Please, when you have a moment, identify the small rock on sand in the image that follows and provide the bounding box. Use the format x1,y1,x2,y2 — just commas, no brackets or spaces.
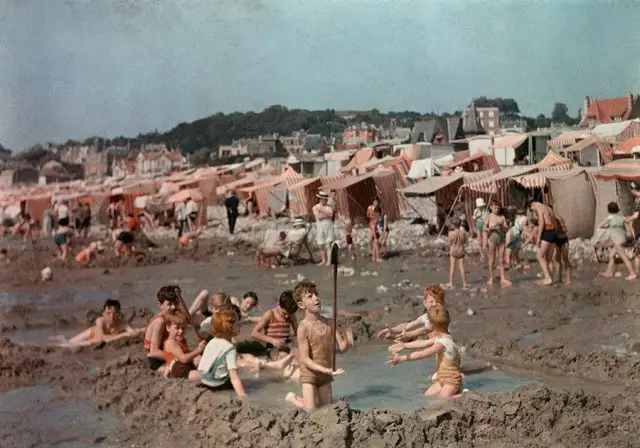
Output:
614,272,623,278
376,285,388,294
527,310,535,316
466,308,475,316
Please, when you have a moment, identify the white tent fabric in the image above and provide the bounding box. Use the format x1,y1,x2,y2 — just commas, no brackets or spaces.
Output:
433,154,454,167
407,158,437,179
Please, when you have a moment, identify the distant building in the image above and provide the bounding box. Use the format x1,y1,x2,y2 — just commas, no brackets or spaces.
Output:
475,107,501,135
462,102,485,137
343,125,378,147
580,92,638,128
136,148,185,177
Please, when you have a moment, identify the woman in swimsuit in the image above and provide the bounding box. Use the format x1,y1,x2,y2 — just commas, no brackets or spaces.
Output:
599,202,636,280
483,200,511,287
472,198,489,263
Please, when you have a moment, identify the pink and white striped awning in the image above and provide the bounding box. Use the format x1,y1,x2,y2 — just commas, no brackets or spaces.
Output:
547,131,591,149
464,165,538,193
513,167,586,189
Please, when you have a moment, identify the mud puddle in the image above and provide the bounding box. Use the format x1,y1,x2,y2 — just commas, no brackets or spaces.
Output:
0,385,125,448
248,344,536,412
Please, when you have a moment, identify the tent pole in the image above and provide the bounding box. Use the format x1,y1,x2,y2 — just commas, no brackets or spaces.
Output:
438,189,462,237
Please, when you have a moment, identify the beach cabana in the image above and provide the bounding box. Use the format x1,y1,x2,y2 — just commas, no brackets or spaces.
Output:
490,134,528,166
559,135,611,167
237,176,287,217
513,167,596,238
319,173,377,223
444,151,500,173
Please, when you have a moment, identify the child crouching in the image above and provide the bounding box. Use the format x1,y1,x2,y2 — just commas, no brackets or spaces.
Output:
285,280,353,411
194,309,247,398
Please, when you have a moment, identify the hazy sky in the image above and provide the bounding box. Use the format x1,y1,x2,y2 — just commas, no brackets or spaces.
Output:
1,0,639,150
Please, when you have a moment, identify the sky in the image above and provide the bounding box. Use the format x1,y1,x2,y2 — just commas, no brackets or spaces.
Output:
1,0,639,150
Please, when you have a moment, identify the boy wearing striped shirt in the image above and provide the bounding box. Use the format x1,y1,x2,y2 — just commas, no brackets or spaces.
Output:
250,290,299,360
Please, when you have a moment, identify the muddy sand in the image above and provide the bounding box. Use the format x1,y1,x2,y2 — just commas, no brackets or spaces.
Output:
2,240,640,447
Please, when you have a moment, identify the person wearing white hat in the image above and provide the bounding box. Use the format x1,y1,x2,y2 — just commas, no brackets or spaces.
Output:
313,191,335,266
472,198,489,263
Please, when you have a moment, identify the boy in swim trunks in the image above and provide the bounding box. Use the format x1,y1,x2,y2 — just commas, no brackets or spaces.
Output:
483,200,511,287
143,285,179,371
377,284,445,341
387,304,462,398
52,299,142,347
529,201,558,285
251,290,299,360
163,310,206,379
285,280,353,410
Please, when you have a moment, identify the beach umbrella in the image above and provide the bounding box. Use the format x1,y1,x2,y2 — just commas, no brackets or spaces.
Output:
167,188,203,204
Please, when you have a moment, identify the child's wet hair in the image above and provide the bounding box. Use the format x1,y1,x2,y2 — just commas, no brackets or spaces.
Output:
243,291,259,305
424,284,445,305
157,285,180,304
280,289,300,314
427,304,450,332
607,202,620,214
103,299,121,312
279,231,287,239
165,310,188,328
211,309,237,340
489,199,501,209
210,292,232,310
450,217,461,228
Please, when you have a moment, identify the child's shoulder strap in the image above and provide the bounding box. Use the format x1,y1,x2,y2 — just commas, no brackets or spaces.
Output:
206,344,236,375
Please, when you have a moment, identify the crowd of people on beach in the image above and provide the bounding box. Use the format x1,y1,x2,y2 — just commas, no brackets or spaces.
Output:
54,280,473,409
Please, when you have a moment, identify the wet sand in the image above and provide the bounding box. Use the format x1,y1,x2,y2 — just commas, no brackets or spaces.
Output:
2,238,640,447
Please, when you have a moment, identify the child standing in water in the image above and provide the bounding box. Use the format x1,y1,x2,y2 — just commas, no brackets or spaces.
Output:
387,304,462,398
285,280,353,410
483,200,511,287
446,217,468,289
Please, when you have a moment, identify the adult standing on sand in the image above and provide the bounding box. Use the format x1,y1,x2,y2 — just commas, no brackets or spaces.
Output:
529,201,557,286
224,189,240,235
313,191,334,266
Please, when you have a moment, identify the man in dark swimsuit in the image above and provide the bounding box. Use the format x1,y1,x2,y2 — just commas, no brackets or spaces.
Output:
224,190,240,234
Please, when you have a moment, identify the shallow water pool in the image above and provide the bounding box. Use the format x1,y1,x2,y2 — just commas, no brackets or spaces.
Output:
245,344,537,412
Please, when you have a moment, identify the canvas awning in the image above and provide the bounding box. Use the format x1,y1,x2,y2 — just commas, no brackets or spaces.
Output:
464,165,538,193
490,134,528,150
547,130,591,148
513,167,586,189
615,136,640,154
340,148,374,173
536,150,572,169
560,135,610,154
320,172,374,192
597,159,640,180
401,174,464,197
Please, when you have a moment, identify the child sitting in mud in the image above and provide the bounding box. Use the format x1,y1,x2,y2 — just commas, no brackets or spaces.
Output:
376,284,445,342
250,290,299,360
51,299,143,348
446,217,468,289
483,200,512,287
387,304,462,398
144,285,179,371
195,309,247,398
163,310,206,379
285,280,354,410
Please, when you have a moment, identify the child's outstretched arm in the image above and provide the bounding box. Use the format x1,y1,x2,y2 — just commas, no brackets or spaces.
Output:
387,342,443,367
335,325,353,353
389,337,436,353
297,324,343,376
394,326,427,342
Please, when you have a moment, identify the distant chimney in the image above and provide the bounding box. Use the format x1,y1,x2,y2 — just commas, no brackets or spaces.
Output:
629,91,634,112
584,96,591,117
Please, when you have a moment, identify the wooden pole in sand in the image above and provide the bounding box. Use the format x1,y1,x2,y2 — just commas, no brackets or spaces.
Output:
174,286,204,341
330,242,339,371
